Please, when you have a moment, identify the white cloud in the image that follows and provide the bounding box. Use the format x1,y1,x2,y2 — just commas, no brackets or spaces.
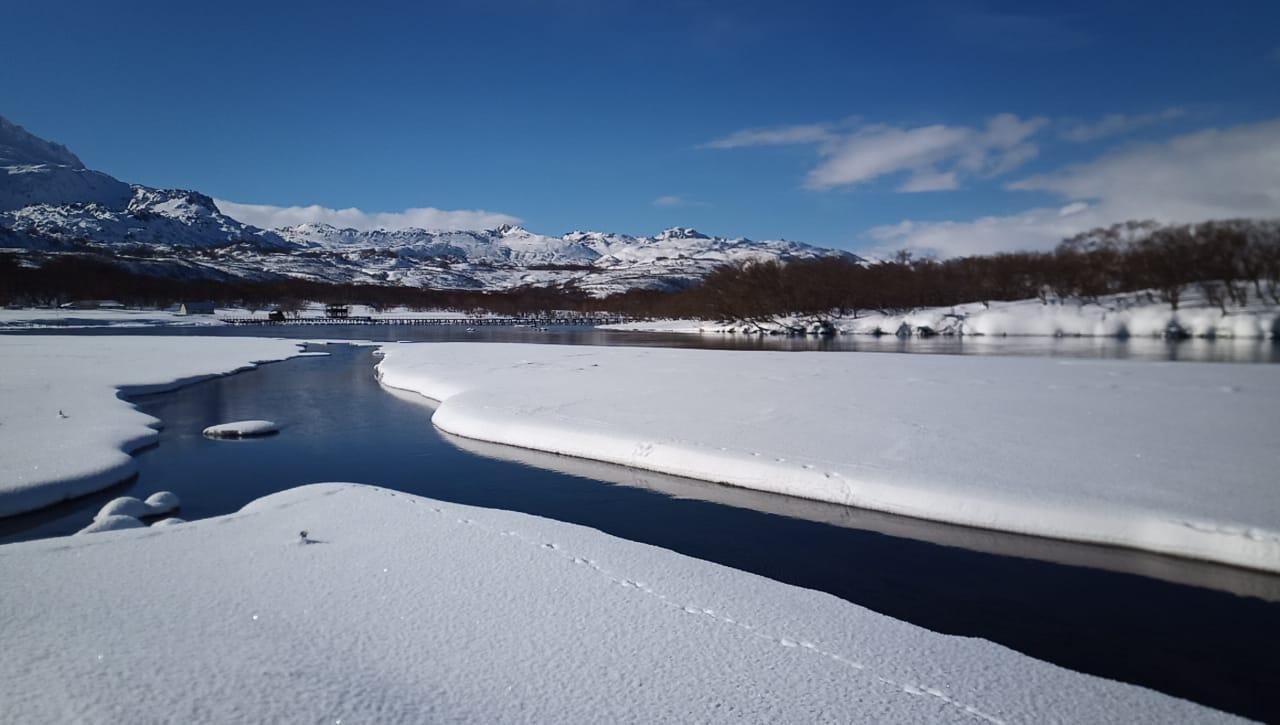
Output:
701,123,838,149
866,202,1106,257
865,118,1280,257
706,114,1046,191
807,114,1046,190
652,195,707,208
898,169,958,192
1060,108,1185,143
213,199,521,232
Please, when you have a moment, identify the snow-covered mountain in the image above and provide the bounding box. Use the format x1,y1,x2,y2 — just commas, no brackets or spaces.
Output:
1,116,132,212
0,115,859,294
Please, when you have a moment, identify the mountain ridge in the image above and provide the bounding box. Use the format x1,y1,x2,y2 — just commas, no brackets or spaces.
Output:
0,114,859,295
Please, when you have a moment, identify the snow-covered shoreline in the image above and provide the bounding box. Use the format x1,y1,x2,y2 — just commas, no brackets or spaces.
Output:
377,343,1280,573
602,286,1280,339
0,482,1245,723
0,304,523,330
0,336,308,518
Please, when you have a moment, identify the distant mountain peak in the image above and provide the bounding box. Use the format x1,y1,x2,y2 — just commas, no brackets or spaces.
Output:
494,223,528,236
0,115,85,169
655,226,709,241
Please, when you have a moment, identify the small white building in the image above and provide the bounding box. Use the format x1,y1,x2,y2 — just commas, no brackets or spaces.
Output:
178,301,216,315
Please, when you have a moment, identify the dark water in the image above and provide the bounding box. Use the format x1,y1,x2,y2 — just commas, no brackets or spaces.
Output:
9,321,1280,362
2,345,1277,721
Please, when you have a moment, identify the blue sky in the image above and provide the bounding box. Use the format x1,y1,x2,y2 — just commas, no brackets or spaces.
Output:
2,0,1278,253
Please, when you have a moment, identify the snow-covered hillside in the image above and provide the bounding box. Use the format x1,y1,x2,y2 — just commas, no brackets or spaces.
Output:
0,115,856,294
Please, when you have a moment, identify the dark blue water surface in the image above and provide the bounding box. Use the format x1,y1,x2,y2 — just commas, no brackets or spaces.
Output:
1,335,1278,721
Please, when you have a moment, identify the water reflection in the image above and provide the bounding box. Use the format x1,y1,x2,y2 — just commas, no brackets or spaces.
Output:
9,323,1280,363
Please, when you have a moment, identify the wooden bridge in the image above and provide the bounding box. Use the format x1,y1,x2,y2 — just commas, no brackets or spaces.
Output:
219,315,630,327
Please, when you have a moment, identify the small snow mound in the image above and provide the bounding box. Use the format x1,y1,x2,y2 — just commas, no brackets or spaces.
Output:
96,496,152,519
76,514,144,535
95,492,180,520
143,491,180,514
202,420,279,438
150,517,186,527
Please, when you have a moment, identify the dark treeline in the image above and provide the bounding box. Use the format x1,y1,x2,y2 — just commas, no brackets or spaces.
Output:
3,220,1278,320
0,254,597,316
601,220,1280,322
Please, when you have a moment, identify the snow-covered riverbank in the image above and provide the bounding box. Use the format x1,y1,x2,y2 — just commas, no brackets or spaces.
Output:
0,335,308,517
0,304,547,330
0,482,1245,723
604,287,1280,339
378,343,1280,572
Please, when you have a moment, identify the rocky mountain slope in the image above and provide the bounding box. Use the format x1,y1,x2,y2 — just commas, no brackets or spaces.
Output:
0,115,858,295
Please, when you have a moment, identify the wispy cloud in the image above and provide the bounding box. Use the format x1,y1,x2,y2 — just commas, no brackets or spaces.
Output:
865,118,1280,256
701,123,838,149
213,200,521,232
898,169,959,192
707,114,1046,192
652,195,708,208
1060,108,1185,143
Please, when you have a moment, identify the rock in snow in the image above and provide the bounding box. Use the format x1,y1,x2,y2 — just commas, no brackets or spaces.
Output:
0,483,1244,723
202,420,279,438
0,336,307,518
377,343,1280,573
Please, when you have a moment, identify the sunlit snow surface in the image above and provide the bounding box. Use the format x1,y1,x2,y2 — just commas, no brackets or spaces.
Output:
377,343,1280,572
0,483,1245,723
0,336,306,517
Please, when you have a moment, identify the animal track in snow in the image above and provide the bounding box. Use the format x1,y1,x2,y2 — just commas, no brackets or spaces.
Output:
398,491,1007,725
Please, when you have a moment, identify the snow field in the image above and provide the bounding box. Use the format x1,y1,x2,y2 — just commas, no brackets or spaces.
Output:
0,483,1245,723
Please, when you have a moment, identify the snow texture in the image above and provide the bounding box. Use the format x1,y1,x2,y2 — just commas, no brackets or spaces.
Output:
93,492,180,520
94,497,155,519
377,343,1280,572
202,420,279,438
143,491,180,511
0,336,306,518
0,482,1244,723
73,514,145,535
